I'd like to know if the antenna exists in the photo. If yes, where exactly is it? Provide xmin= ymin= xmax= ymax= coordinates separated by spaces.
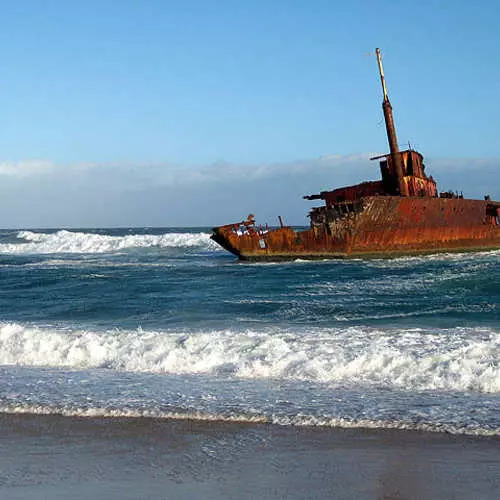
xmin=374 ymin=48 xmax=408 ymax=196
xmin=376 ymin=48 xmax=389 ymax=101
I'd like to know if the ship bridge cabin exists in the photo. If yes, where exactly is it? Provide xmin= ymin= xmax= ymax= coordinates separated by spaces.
xmin=304 ymin=149 xmax=438 ymax=207
xmin=304 ymin=149 xmax=439 ymax=229
xmin=372 ymin=149 xmax=438 ymax=198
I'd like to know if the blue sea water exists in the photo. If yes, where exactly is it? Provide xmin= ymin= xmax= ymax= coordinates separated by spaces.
xmin=0 ymin=228 xmax=498 ymax=435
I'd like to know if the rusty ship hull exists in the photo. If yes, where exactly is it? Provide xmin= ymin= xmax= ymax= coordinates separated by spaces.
xmin=211 ymin=49 xmax=500 ymax=261
xmin=212 ymin=197 xmax=500 ymax=261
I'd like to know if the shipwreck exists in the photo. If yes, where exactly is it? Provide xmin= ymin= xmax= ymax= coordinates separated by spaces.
xmin=211 ymin=48 xmax=500 ymax=260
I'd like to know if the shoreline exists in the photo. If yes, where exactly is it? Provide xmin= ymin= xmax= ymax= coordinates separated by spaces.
xmin=0 ymin=405 xmax=498 ymax=438
xmin=1 ymin=412 xmax=498 ymax=499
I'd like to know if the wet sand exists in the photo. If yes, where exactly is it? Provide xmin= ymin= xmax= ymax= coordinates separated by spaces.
xmin=0 ymin=413 xmax=498 ymax=499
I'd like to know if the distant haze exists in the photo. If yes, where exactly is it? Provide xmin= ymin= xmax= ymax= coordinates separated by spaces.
xmin=0 ymin=155 xmax=497 ymax=228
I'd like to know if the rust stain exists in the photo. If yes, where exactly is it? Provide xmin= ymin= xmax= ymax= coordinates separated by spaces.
xmin=211 ymin=49 xmax=500 ymax=261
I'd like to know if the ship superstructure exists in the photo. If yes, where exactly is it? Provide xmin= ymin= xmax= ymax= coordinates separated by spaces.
xmin=211 ymin=49 xmax=500 ymax=260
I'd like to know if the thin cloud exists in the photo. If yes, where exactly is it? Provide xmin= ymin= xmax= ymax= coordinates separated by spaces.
xmin=0 ymin=154 xmax=497 ymax=227
xmin=0 ymin=159 xmax=55 ymax=177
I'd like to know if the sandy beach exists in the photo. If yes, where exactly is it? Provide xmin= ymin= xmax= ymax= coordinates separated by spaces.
xmin=0 ymin=413 xmax=498 ymax=499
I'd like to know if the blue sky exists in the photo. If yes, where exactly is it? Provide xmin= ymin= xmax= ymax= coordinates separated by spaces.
xmin=0 ymin=0 xmax=498 ymax=227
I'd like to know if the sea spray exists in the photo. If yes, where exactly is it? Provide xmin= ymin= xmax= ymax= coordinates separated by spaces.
xmin=0 ymin=229 xmax=219 ymax=254
xmin=1 ymin=322 xmax=498 ymax=393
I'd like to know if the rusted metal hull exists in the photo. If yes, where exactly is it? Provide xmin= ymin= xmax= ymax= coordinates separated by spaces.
xmin=211 ymin=197 xmax=500 ymax=261
xmin=211 ymin=50 xmax=500 ymax=261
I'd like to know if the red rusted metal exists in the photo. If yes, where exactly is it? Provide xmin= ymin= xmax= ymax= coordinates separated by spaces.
xmin=212 ymin=198 xmax=500 ymax=261
xmin=211 ymin=49 xmax=500 ymax=261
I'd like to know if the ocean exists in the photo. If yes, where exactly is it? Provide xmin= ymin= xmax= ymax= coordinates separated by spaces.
xmin=1 ymin=227 xmax=498 ymax=437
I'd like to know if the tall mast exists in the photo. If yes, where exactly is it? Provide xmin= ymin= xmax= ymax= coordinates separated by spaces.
xmin=376 ymin=48 xmax=408 ymax=196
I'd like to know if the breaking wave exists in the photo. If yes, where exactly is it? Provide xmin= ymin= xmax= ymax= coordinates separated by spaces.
xmin=0 ymin=230 xmax=219 ymax=254
xmin=1 ymin=322 xmax=498 ymax=393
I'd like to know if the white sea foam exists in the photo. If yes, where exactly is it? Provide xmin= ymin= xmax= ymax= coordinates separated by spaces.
xmin=0 ymin=403 xmax=496 ymax=436
xmin=0 ymin=230 xmax=219 ymax=254
xmin=270 ymin=414 xmax=499 ymax=436
xmin=1 ymin=322 xmax=498 ymax=393
xmin=365 ymin=249 xmax=500 ymax=268
xmin=0 ymin=404 xmax=267 ymax=424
